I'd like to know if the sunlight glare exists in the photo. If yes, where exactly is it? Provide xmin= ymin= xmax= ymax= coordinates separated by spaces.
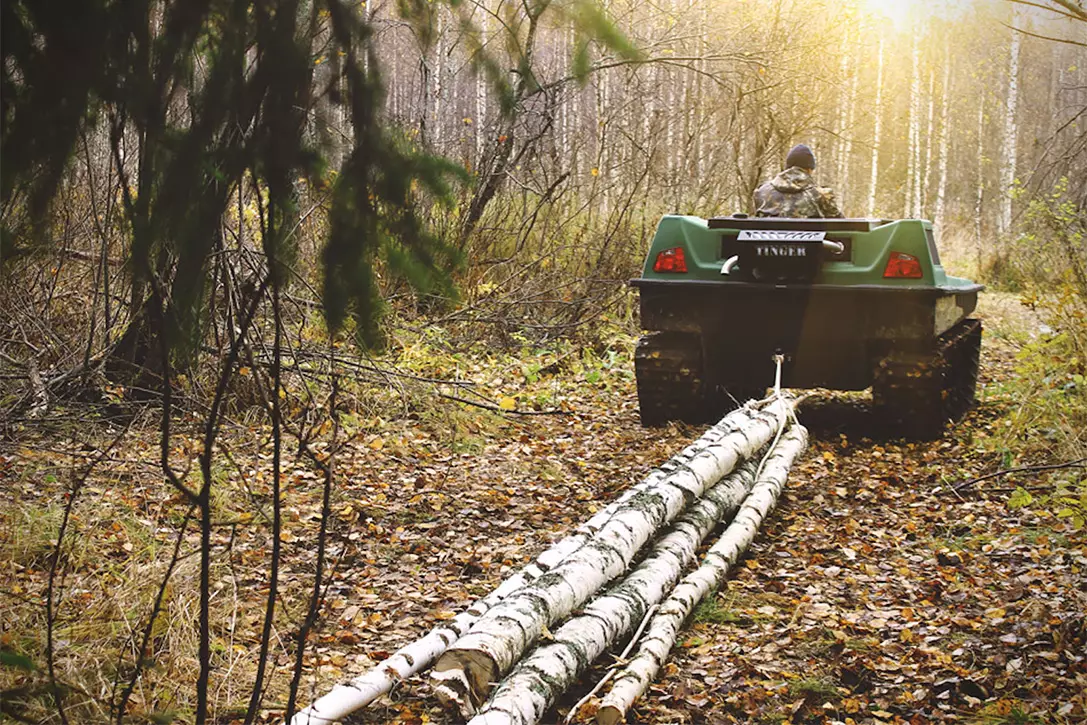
xmin=865 ymin=0 xmax=911 ymax=27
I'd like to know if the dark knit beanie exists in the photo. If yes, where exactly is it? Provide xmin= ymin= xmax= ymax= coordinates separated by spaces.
xmin=785 ymin=144 xmax=816 ymax=170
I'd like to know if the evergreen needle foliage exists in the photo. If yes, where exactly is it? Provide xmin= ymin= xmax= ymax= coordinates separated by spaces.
xmin=1 ymin=0 xmax=469 ymax=356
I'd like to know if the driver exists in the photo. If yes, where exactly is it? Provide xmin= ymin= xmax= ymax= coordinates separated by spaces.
xmin=754 ymin=144 xmax=844 ymax=219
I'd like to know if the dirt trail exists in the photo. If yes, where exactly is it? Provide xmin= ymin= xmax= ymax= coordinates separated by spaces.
xmin=342 ymin=292 xmax=1084 ymax=724
xmin=4 ymin=293 xmax=1083 ymax=724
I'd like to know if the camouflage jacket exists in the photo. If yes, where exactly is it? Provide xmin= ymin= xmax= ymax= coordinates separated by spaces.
xmin=753 ymin=167 xmax=844 ymax=219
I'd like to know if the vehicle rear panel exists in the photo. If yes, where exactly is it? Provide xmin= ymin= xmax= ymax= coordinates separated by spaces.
xmin=633 ymin=216 xmax=982 ymax=390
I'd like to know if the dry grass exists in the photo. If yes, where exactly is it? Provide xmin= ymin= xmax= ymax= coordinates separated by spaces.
xmin=1 ymin=325 xmax=647 ymax=724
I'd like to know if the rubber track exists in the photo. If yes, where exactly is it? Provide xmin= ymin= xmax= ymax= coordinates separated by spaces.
xmin=873 ymin=318 xmax=982 ymax=439
xmin=634 ymin=332 xmax=705 ymax=426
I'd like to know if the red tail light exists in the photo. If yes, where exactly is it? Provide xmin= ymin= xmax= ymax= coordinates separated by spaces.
xmin=653 ymin=247 xmax=688 ymax=273
xmin=883 ymin=251 xmax=923 ymax=279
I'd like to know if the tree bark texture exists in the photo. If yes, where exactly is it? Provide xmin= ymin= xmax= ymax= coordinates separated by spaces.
xmin=906 ymin=26 xmax=922 ymax=219
xmin=934 ymin=42 xmax=952 ymax=231
xmin=998 ymin=8 xmax=1021 ymax=238
xmin=463 ymin=458 xmax=762 ymax=725
xmin=430 ymin=399 xmax=791 ymax=715
xmin=867 ymin=34 xmax=884 ymax=218
xmin=290 ymin=405 xmax=765 ymax=724
xmin=596 ymin=424 xmax=809 ymax=725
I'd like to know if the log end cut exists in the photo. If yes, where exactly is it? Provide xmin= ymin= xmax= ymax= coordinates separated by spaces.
xmin=595 ymin=705 xmax=624 ymax=725
xmin=431 ymin=649 xmax=499 ymax=718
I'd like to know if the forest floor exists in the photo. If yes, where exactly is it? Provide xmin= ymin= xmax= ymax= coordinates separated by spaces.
xmin=3 ymin=291 xmax=1085 ymax=724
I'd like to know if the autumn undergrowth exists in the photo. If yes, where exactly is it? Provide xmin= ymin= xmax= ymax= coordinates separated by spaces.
xmin=962 ymin=183 xmax=1087 ymax=531
xmin=0 ymin=299 xmax=643 ymax=723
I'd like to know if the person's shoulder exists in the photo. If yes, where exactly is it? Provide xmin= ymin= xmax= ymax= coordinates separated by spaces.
xmin=814 ymin=186 xmax=844 ymax=217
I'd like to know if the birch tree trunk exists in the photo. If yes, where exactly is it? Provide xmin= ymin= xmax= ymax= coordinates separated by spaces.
xmin=288 ymin=407 xmax=763 ymax=724
xmin=867 ymin=34 xmax=884 ymax=218
xmin=975 ymin=98 xmax=986 ymax=275
xmin=431 ymin=399 xmax=792 ymax=716
xmin=997 ymin=13 xmax=1021 ymax=238
xmin=474 ymin=7 xmax=489 ymax=168
xmin=835 ymin=34 xmax=851 ymax=190
xmin=906 ymin=26 xmax=921 ymax=219
xmin=922 ymin=69 xmax=936 ymax=219
xmin=596 ymin=424 xmax=810 ymax=725
xmin=596 ymin=70 xmax=610 ymax=216
xmin=840 ymin=44 xmax=859 ymax=211
xmin=934 ymin=45 xmax=952 ymax=231
xmin=464 ymin=458 xmax=763 ymax=725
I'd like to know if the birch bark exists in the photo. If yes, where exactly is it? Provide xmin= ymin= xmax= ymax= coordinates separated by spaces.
xmin=288 ymin=407 xmax=763 ymax=724
xmin=922 ymin=69 xmax=936 ymax=219
xmin=975 ymin=99 xmax=986 ymax=275
xmin=596 ymin=424 xmax=810 ymax=725
xmin=431 ymin=400 xmax=792 ymax=715
xmin=934 ymin=46 xmax=952 ymax=232
xmin=997 ymin=13 xmax=1021 ymax=238
xmin=464 ymin=458 xmax=763 ymax=725
xmin=867 ymin=34 xmax=884 ymax=218
xmin=840 ymin=44 xmax=859 ymax=211
xmin=835 ymin=35 xmax=851 ymax=189
xmin=475 ymin=7 xmax=489 ymax=168
xmin=434 ymin=6 xmax=447 ymax=150
xmin=906 ymin=26 xmax=922 ymax=219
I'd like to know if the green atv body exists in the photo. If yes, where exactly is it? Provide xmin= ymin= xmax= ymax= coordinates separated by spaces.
xmin=632 ymin=215 xmax=983 ymax=437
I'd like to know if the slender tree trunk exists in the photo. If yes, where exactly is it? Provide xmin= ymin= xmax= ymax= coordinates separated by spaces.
xmin=841 ymin=43 xmax=859 ymax=211
xmin=867 ymin=34 xmax=884 ymax=218
xmin=998 ymin=12 xmax=1021 ymax=238
xmin=433 ymin=6 xmax=447 ymax=150
xmin=475 ymin=7 xmax=489 ymax=168
xmin=595 ymin=72 xmax=610 ymax=215
xmin=835 ymin=34 xmax=850 ymax=190
xmin=906 ymin=27 xmax=920 ymax=218
xmin=922 ymin=68 xmax=936 ymax=218
xmin=975 ymin=98 xmax=986 ymax=275
xmin=934 ymin=44 xmax=952 ymax=231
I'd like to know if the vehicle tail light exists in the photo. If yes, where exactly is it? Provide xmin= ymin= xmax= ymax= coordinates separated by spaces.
xmin=883 ymin=251 xmax=923 ymax=279
xmin=653 ymin=247 xmax=688 ymax=273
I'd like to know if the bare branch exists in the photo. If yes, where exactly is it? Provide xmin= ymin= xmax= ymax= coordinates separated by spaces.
xmin=1001 ymin=22 xmax=1087 ymax=47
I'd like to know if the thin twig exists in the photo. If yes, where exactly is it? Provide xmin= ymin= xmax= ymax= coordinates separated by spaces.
xmin=284 ymin=364 xmax=339 ymax=721
xmin=1001 ymin=22 xmax=1087 ymax=48
xmin=438 ymin=392 xmax=572 ymax=416
xmin=564 ymin=604 xmax=659 ymax=724
xmin=113 ymin=506 xmax=196 ymax=723
xmin=952 ymin=458 xmax=1087 ymax=491
xmin=46 ymin=423 xmax=133 ymax=725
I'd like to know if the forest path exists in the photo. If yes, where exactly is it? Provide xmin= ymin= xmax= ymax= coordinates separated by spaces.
xmin=623 ymin=323 xmax=1086 ymax=724
xmin=7 ymin=292 xmax=1079 ymax=724
xmin=342 ymin=291 xmax=1084 ymax=724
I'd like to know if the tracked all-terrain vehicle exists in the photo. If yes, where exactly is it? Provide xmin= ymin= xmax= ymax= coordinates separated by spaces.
xmin=632 ymin=216 xmax=983 ymax=438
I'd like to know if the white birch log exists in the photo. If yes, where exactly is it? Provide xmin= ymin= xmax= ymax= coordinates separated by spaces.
xmin=596 ymin=424 xmax=809 ymax=725
xmin=431 ymin=399 xmax=791 ymax=716
xmin=289 ymin=407 xmax=761 ymax=724
xmin=462 ymin=458 xmax=763 ymax=725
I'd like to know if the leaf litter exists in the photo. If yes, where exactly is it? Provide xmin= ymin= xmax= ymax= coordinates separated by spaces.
xmin=3 ymin=304 xmax=1085 ymax=724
